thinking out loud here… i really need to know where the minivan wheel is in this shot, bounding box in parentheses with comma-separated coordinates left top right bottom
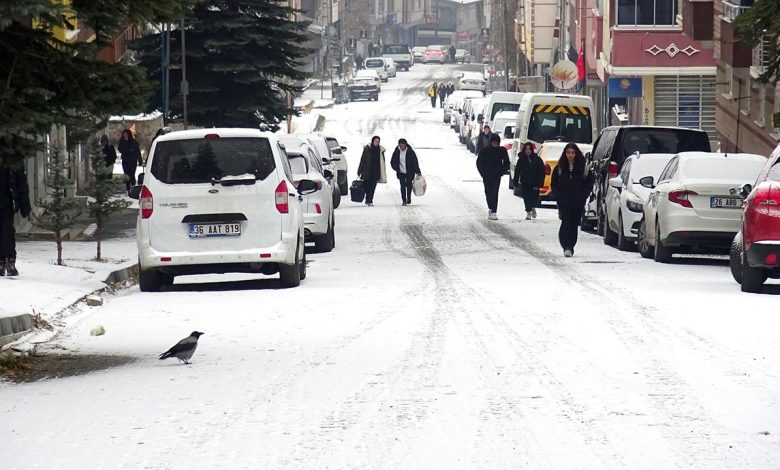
(729, 233, 743, 284)
(139, 268, 162, 292)
(603, 217, 618, 246)
(279, 243, 302, 288)
(741, 252, 767, 293)
(653, 223, 673, 263)
(333, 189, 341, 209)
(299, 250, 307, 280)
(315, 223, 335, 253)
(637, 218, 654, 259)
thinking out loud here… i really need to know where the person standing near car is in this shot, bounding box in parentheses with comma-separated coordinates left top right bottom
(512, 142, 545, 220)
(358, 135, 387, 206)
(475, 125, 496, 156)
(118, 129, 142, 192)
(390, 138, 421, 206)
(551, 142, 594, 257)
(477, 134, 509, 220)
(0, 162, 31, 276)
(427, 82, 438, 108)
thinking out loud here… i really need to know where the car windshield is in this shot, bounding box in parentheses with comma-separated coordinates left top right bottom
(365, 59, 384, 68)
(620, 129, 710, 158)
(528, 109, 592, 144)
(684, 158, 765, 180)
(768, 161, 780, 182)
(150, 137, 275, 184)
(383, 45, 408, 54)
(287, 154, 309, 175)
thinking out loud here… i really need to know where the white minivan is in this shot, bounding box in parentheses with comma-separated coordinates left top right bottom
(364, 57, 390, 82)
(131, 128, 318, 291)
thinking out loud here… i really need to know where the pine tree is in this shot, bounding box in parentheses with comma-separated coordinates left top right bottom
(32, 146, 81, 266)
(0, 0, 191, 167)
(735, 0, 780, 85)
(133, 0, 312, 130)
(88, 139, 131, 261)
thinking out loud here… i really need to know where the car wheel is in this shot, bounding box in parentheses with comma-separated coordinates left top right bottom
(603, 215, 618, 246)
(139, 268, 162, 292)
(653, 223, 673, 263)
(596, 208, 606, 237)
(637, 218, 654, 259)
(314, 223, 335, 253)
(279, 242, 302, 288)
(616, 214, 633, 252)
(161, 273, 175, 287)
(299, 249, 307, 280)
(741, 251, 767, 293)
(729, 232, 743, 284)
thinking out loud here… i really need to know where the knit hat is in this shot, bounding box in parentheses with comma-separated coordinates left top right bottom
(490, 134, 501, 143)
(398, 138, 408, 145)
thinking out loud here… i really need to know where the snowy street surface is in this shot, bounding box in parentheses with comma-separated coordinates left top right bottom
(3, 65, 780, 469)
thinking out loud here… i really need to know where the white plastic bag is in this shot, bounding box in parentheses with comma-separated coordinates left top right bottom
(412, 174, 427, 196)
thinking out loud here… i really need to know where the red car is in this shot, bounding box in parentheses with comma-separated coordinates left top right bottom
(730, 143, 780, 292)
(422, 45, 448, 64)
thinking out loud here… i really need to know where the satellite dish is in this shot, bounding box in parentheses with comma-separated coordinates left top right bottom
(550, 60, 579, 90)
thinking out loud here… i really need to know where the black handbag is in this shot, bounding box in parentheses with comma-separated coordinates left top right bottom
(350, 179, 365, 203)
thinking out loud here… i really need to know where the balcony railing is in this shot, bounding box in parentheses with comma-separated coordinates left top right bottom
(722, 1, 751, 22)
(751, 35, 772, 78)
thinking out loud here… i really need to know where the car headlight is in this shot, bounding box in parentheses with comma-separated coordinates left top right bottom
(626, 197, 644, 213)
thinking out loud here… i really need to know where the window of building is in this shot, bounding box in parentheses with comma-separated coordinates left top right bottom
(616, 0, 678, 26)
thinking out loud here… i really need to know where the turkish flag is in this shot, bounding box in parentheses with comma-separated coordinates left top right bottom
(576, 41, 585, 82)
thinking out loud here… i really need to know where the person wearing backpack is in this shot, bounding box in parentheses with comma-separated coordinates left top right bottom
(550, 142, 594, 257)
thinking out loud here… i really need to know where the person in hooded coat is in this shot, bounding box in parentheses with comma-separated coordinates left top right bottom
(476, 133, 509, 220)
(390, 138, 421, 206)
(475, 125, 497, 156)
(550, 142, 595, 257)
(357, 135, 387, 206)
(512, 142, 545, 220)
(117, 129, 142, 192)
(0, 163, 31, 276)
(100, 134, 117, 171)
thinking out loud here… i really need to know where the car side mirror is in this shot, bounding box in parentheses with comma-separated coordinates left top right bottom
(739, 183, 753, 199)
(340, 145, 347, 151)
(608, 177, 623, 189)
(639, 176, 655, 189)
(321, 157, 331, 165)
(297, 179, 318, 194)
(323, 169, 334, 179)
(128, 185, 142, 200)
(137, 173, 145, 186)
(329, 157, 341, 162)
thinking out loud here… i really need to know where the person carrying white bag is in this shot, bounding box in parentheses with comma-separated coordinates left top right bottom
(390, 138, 422, 206)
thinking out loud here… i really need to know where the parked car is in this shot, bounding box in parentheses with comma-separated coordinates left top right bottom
(456, 71, 486, 94)
(294, 133, 342, 208)
(363, 57, 389, 81)
(467, 99, 490, 152)
(730, 144, 780, 292)
(454, 49, 471, 63)
(492, 110, 517, 150)
(130, 128, 316, 291)
(322, 134, 349, 195)
(603, 152, 675, 251)
(460, 97, 487, 148)
(638, 152, 766, 263)
(584, 125, 711, 234)
(348, 70, 380, 101)
(526, 142, 565, 199)
(450, 95, 471, 131)
(411, 46, 426, 61)
(382, 43, 413, 71)
(422, 45, 448, 64)
(384, 57, 397, 78)
(281, 138, 336, 253)
(443, 90, 482, 124)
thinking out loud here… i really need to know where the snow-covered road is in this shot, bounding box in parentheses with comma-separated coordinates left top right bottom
(2, 65, 780, 469)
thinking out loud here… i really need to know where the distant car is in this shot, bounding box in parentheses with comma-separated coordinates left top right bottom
(604, 152, 675, 251)
(456, 71, 486, 94)
(454, 49, 471, 64)
(382, 43, 413, 71)
(423, 45, 448, 64)
(411, 46, 426, 61)
(363, 57, 389, 81)
(384, 57, 397, 78)
(639, 152, 766, 263)
(132, 128, 317, 291)
(443, 90, 483, 124)
(322, 134, 349, 196)
(349, 70, 380, 101)
(492, 110, 517, 151)
(730, 144, 780, 292)
(292, 133, 342, 208)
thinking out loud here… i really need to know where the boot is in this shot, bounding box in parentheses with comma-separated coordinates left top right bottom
(6, 258, 18, 276)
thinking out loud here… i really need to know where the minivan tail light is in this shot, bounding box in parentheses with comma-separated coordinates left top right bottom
(204, 133, 220, 140)
(315, 203, 322, 214)
(275, 180, 289, 213)
(608, 161, 619, 178)
(140, 186, 154, 219)
(669, 189, 697, 208)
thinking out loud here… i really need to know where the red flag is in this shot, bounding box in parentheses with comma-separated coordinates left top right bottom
(576, 41, 585, 82)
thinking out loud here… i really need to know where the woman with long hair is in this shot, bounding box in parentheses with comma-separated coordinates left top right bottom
(550, 142, 594, 257)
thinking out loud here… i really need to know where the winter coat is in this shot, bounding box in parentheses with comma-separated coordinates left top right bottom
(550, 162, 594, 209)
(0, 166, 31, 217)
(390, 147, 421, 178)
(475, 131, 497, 156)
(118, 134, 142, 167)
(476, 145, 510, 181)
(358, 145, 387, 183)
(102, 143, 118, 168)
(512, 152, 545, 189)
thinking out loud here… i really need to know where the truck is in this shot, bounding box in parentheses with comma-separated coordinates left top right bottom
(381, 44, 413, 71)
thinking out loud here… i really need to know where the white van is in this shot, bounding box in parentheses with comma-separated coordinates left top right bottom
(364, 57, 389, 82)
(131, 129, 318, 291)
(483, 91, 525, 130)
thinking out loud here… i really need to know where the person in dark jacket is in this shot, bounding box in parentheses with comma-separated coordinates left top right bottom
(476, 134, 510, 220)
(0, 163, 31, 276)
(357, 135, 387, 206)
(390, 138, 421, 206)
(512, 142, 545, 220)
(100, 134, 117, 171)
(474, 125, 496, 156)
(550, 142, 594, 257)
(117, 129, 142, 192)
(438, 82, 447, 108)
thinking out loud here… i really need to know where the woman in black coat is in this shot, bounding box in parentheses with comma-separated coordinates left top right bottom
(550, 142, 594, 257)
(512, 142, 545, 220)
(117, 129, 142, 191)
(0, 164, 31, 276)
(389, 138, 421, 205)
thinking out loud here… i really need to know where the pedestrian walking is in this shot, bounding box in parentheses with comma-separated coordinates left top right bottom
(439, 82, 447, 108)
(512, 142, 545, 220)
(0, 163, 31, 277)
(390, 138, 421, 206)
(476, 134, 509, 220)
(117, 129, 142, 192)
(428, 82, 438, 108)
(475, 125, 496, 156)
(550, 142, 594, 257)
(357, 135, 387, 206)
(100, 134, 117, 175)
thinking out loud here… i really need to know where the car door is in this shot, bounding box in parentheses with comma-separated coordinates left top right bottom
(607, 158, 631, 231)
(648, 157, 679, 242)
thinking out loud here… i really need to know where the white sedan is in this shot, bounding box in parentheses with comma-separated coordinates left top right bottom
(604, 153, 675, 251)
(638, 152, 766, 262)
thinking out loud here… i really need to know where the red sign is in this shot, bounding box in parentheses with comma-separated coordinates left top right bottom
(457, 31, 470, 43)
(424, 16, 440, 25)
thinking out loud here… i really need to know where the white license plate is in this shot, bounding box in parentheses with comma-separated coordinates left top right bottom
(710, 197, 741, 208)
(189, 223, 241, 238)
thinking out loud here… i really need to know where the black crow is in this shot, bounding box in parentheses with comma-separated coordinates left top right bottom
(159, 331, 204, 364)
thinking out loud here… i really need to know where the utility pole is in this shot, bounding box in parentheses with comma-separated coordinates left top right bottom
(180, 17, 189, 130)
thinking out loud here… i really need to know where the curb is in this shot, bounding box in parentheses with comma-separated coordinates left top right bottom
(0, 263, 139, 350)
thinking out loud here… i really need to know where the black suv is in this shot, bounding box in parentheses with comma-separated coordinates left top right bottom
(583, 126, 711, 233)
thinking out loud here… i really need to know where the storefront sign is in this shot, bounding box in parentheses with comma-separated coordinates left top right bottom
(608, 77, 642, 98)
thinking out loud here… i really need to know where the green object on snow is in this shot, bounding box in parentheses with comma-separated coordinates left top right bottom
(90, 325, 106, 336)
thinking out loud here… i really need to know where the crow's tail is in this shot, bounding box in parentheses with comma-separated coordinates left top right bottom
(159, 351, 172, 360)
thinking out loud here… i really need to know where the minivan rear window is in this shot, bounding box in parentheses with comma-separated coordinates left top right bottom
(365, 59, 384, 68)
(150, 137, 275, 184)
(620, 129, 710, 158)
(383, 45, 408, 54)
(491, 103, 520, 120)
